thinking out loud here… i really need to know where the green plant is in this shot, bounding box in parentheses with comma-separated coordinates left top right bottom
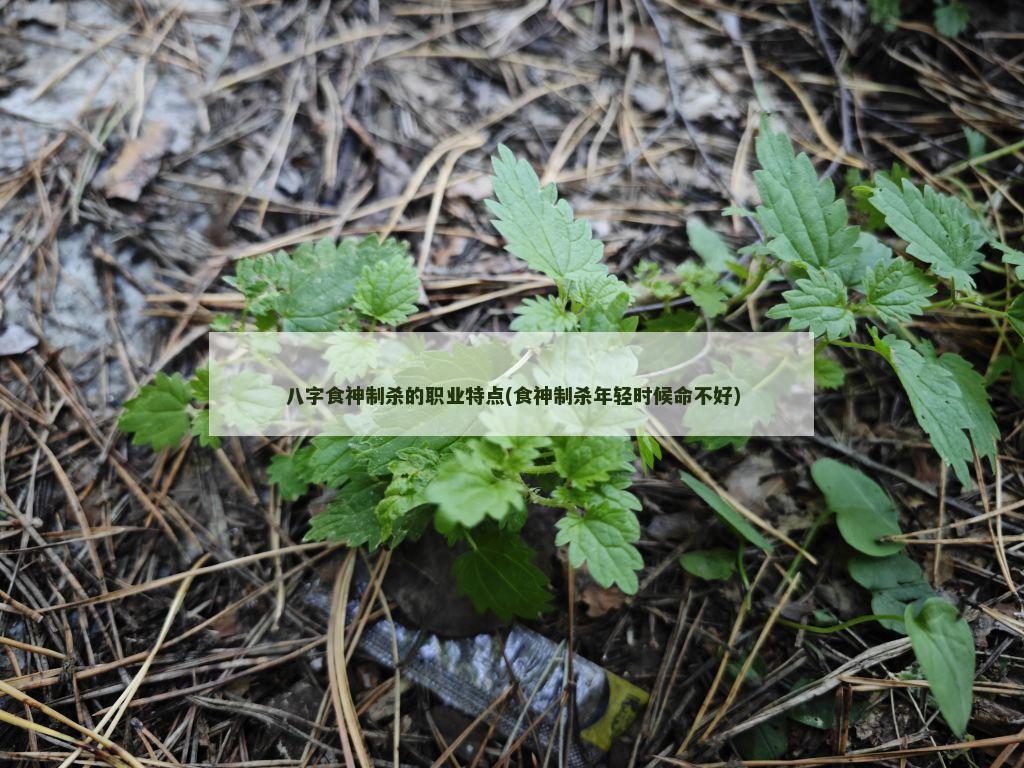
(119, 119, 1017, 737)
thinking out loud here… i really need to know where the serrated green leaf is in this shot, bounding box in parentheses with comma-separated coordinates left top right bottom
(753, 116, 861, 270)
(352, 252, 420, 325)
(680, 548, 736, 580)
(191, 366, 210, 402)
(1009, 294, 1024, 340)
(679, 472, 770, 551)
(862, 257, 936, 324)
(870, 177, 985, 290)
(375, 447, 440, 541)
(487, 145, 610, 292)
(453, 528, 553, 621)
(189, 409, 221, 449)
(813, 351, 845, 390)
(811, 458, 903, 556)
(874, 335, 985, 485)
(118, 372, 192, 450)
(267, 446, 315, 501)
(676, 262, 727, 317)
(905, 598, 974, 734)
(766, 267, 855, 339)
(934, 2, 970, 37)
(510, 295, 579, 331)
(936, 351, 999, 465)
(848, 552, 934, 633)
(304, 476, 386, 549)
(992, 241, 1024, 281)
(555, 507, 643, 592)
(425, 448, 526, 533)
(552, 437, 634, 489)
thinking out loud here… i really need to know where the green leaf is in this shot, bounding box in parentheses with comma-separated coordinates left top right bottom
(453, 528, 553, 621)
(814, 351, 846, 390)
(425, 448, 526, 533)
(874, 334, 992, 485)
(993, 241, 1024, 281)
(679, 472, 770, 551)
(676, 263, 727, 317)
(487, 145, 610, 296)
(189, 409, 221, 449)
(190, 366, 210, 402)
(686, 218, 733, 273)
(934, 2, 970, 37)
(352, 252, 420, 325)
(870, 177, 985, 291)
(680, 548, 736, 580)
(848, 553, 934, 633)
(1009, 294, 1024, 340)
(753, 116, 860, 271)
(118, 372, 192, 450)
(375, 447, 441, 541)
(733, 718, 788, 761)
(555, 506, 643, 592)
(510, 295, 579, 331)
(811, 458, 903, 557)
(905, 598, 974, 734)
(862, 257, 936, 324)
(267, 446, 315, 501)
(552, 437, 634, 489)
(228, 236, 413, 330)
(766, 267, 855, 339)
(868, 0, 900, 27)
(304, 476, 385, 549)
(936, 351, 999, 467)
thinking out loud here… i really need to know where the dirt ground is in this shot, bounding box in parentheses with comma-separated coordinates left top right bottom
(1, 1, 1023, 766)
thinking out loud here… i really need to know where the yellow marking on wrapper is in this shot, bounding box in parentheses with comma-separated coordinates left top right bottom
(580, 672, 649, 752)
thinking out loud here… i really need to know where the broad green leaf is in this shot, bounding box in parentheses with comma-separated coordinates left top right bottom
(453, 528, 553, 621)
(848, 553, 933, 633)
(679, 472, 770, 551)
(936, 351, 999, 466)
(766, 267, 855, 339)
(425, 448, 526, 533)
(555, 506, 643, 592)
(811, 458, 903, 557)
(870, 177, 985, 290)
(753, 117, 860, 270)
(686, 218, 733, 273)
(813, 351, 845, 390)
(733, 717, 788, 760)
(487, 144, 610, 296)
(213, 371, 283, 433)
(680, 548, 736, 580)
(862, 257, 936, 324)
(510, 295, 579, 332)
(874, 334, 988, 485)
(352, 252, 420, 325)
(118, 372, 192, 450)
(552, 437, 634, 490)
(934, 2, 970, 37)
(905, 598, 974, 734)
(304, 476, 386, 549)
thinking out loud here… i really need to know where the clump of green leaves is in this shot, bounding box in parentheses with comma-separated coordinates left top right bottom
(811, 458, 974, 733)
(868, 0, 971, 37)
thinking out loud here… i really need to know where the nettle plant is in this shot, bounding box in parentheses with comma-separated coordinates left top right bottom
(120, 119, 1022, 736)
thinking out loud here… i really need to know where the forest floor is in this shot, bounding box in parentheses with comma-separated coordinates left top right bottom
(1, 1, 1023, 766)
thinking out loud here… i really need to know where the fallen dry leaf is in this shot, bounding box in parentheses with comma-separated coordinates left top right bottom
(95, 121, 172, 201)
